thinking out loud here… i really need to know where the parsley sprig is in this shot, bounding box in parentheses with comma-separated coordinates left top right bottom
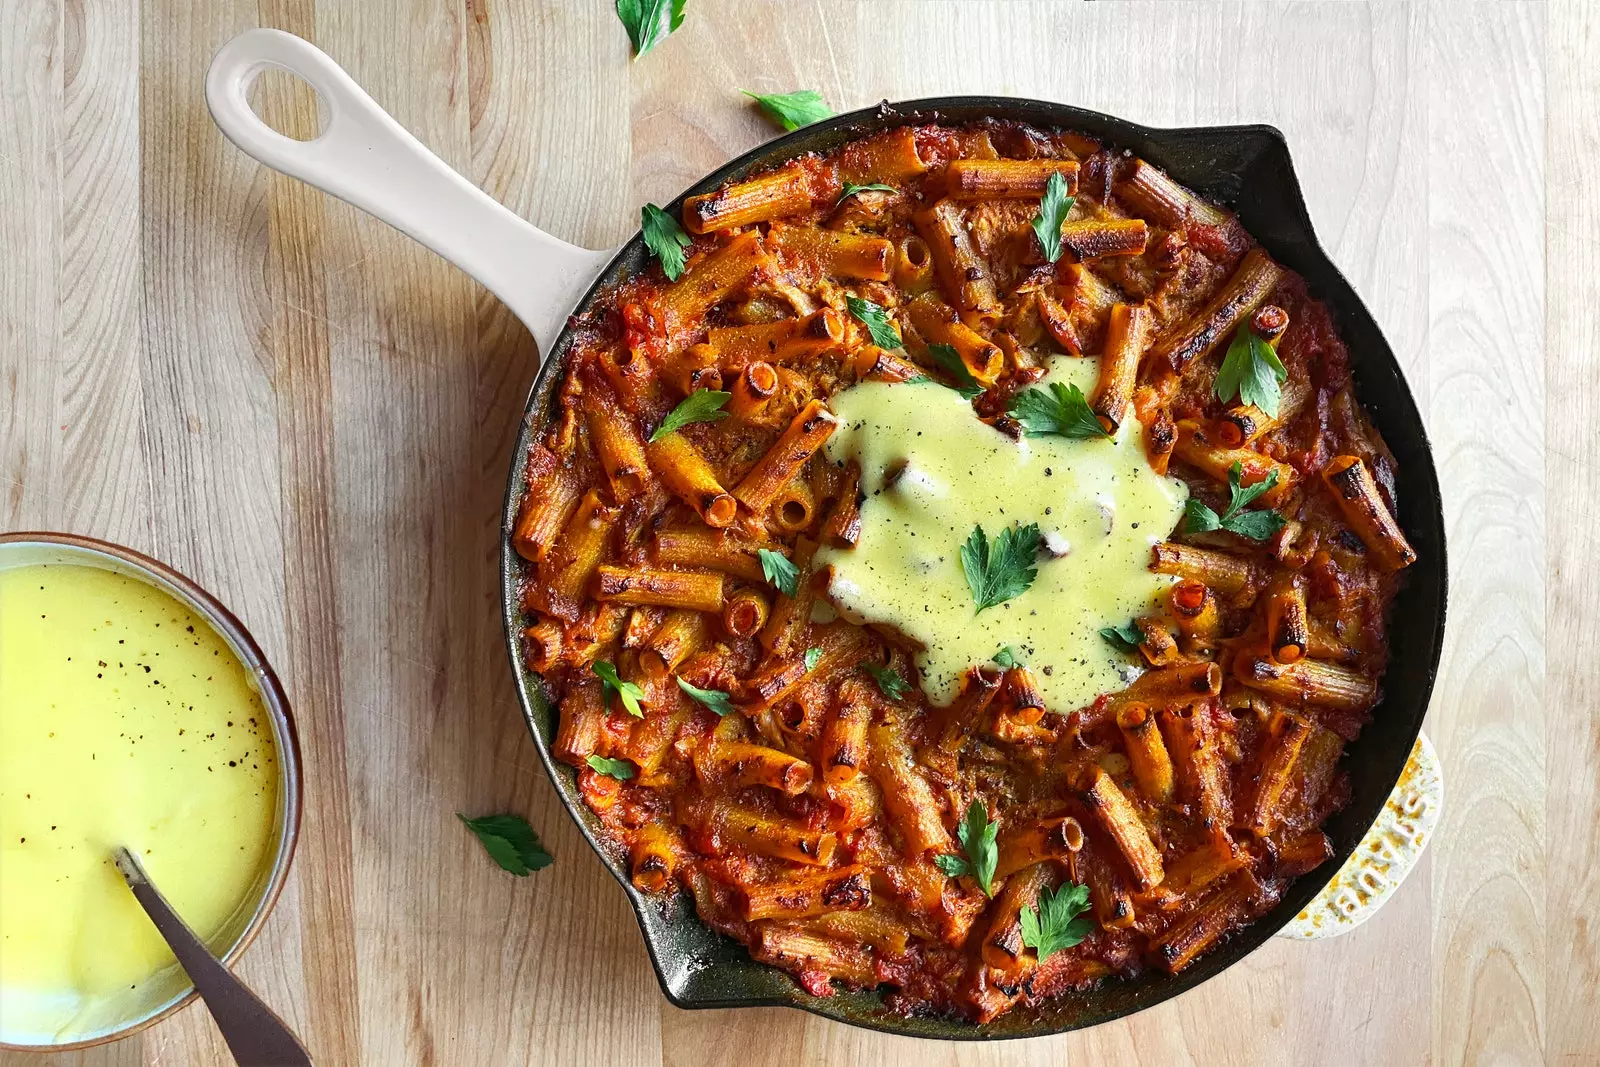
(757, 548, 800, 597)
(1183, 462, 1286, 541)
(742, 89, 832, 131)
(934, 801, 999, 897)
(676, 676, 736, 717)
(650, 389, 730, 442)
(1020, 881, 1095, 961)
(837, 182, 896, 206)
(1031, 171, 1076, 263)
(1008, 382, 1110, 440)
(641, 203, 692, 281)
(960, 522, 1042, 613)
(585, 755, 636, 780)
(1099, 619, 1144, 652)
(614, 0, 686, 59)
(592, 660, 645, 718)
(846, 296, 903, 350)
(864, 663, 910, 700)
(992, 646, 1021, 668)
(1215, 325, 1288, 417)
(457, 813, 553, 876)
(928, 343, 983, 399)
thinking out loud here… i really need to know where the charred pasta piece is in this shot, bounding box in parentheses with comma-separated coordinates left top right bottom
(1248, 711, 1311, 837)
(838, 127, 927, 184)
(867, 718, 954, 857)
(733, 399, 838, 516)
(914, 198, 1001, 315)
(706, 308, 845, 369)
(906, 295, 1004, 384)
(946, 158, 1079, 200)
(1233, 650, 1378, 713)
(1116, 703, 1175, 804)
(769, 225, 894, 281)
(1322, 455, 1417, 570)
(683, 162, 814, 233)
(1092, 303, 1153, 432)
(1150, 871, 1265, 973)
(740, 866, 871, 921)
(594, 564, 725, 614)
(512, 447, 581, 562)
(646, 432, 737, 528)
(1147, 248, 1285, 369)
(1080, 766, 1165, 891)
(993, 815, 1084, 882)
(653, 527, 767, 582)
(1151, 542, 1257, 598)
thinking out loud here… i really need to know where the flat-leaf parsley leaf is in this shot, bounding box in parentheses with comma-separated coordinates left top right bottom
(641, 203, 692, 281)
(649, 389, 730, 442)
(742, 89, 832, 131)
(1008, 381, 1110, 440)
(1182, 462, 1286, 541)
(757, 548, 800, 597)
(960, 522, 1042, 613)
(1030, 171, 1075, 263)
(1099, 619, 1144, 652)
(864, 663, 910, 701)
(933, 801, 999, 896)
(928, 343, 983, 399)
(1214, 325, 1288, 417)
(1020, 881, 1095, 961)
(846, 296, 903, 350)
(676, 677, 736, 717)
(585, 755, 636, 780)
(592, 660, 645, 718)
(457, 813, 553, 876)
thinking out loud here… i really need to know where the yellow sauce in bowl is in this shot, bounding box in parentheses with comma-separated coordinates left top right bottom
(0, 559, 281, 1045)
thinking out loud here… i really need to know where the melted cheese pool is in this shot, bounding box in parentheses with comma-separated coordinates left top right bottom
(815, 356, 1189, 708)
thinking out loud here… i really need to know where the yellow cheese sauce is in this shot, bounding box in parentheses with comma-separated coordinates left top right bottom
(0, 562, 279, 1042)
(815, 356, 1189, 708)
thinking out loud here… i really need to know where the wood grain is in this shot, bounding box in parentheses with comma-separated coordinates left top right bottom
(0, 1, 1592, 1064)
(1544, 1, 1600, 1061)
(1426, 6, 1548, 1065)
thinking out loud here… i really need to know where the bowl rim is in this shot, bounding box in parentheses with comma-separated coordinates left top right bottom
(0, 530, 304, 1052)
(498, 95, 1449, 1039)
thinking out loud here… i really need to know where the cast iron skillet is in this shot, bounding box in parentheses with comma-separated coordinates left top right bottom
(207, 31, 1447, 1040)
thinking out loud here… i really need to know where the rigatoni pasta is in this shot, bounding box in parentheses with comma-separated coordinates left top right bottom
(514, 120, 1413, 1024)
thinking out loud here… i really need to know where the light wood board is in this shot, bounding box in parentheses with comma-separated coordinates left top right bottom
(1, 1, 1590, 1064)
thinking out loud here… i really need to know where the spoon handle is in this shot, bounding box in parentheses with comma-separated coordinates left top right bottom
(114, 848, 313, 1067)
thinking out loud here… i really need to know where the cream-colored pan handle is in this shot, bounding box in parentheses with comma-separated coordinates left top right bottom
(206, 28, 616, 357)
(1276, 732, 1442, 939)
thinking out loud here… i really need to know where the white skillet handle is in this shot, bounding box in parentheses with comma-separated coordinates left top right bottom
(206, 28, 616, 357)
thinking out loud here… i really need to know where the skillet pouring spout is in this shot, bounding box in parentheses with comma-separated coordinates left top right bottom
(207, 30, 1448, 1040)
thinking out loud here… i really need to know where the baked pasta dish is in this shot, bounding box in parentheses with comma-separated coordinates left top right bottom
(511, 120, 1416, 1023)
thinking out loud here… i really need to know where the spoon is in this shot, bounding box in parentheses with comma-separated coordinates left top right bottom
(112, 847, 313, 1066)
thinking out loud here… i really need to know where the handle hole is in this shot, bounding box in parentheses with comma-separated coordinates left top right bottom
(247, 67, 330, 143)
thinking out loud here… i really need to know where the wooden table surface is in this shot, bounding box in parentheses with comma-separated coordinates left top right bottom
(3, 1, 1594, 1064)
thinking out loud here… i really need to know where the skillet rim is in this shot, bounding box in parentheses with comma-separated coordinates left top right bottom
(498, 95, 1448, 1040)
